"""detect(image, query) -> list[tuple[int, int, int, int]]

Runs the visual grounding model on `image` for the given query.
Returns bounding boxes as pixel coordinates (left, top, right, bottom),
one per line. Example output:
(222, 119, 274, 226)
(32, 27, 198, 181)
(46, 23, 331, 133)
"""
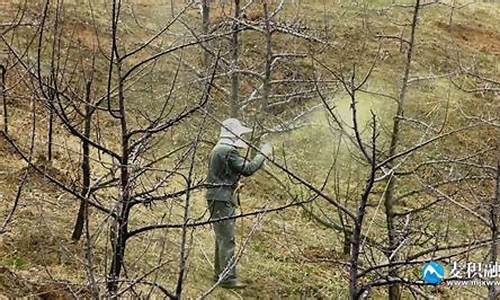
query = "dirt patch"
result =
(65, 21, 109, 51)
(301, 246, 342, 262)
(0, 135, 18, 158)
(0, 0, 21, 18)
(436, 21, 500, 54)
(0, 266, 87, 299)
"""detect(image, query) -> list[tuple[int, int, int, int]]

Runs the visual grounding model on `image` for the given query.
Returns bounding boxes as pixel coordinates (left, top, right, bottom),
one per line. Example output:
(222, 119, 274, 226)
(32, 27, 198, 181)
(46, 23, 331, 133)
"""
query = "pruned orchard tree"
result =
(0, 0, 498, 299)
(0, 0, 225, 297)
(195, 0, 333, 142)
(1, 0, 329, 297)
(286, 0, 500, 299)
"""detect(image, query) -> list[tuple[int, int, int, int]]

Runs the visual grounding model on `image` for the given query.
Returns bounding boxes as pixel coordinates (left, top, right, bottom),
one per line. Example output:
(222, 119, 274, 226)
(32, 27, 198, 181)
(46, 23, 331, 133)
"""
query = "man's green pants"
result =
(208, 200, 237, 284)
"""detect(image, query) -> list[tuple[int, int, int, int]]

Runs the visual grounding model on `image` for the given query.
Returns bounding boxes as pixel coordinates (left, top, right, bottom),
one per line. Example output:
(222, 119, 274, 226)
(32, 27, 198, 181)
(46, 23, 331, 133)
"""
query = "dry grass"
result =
(0, 0, 499, 299)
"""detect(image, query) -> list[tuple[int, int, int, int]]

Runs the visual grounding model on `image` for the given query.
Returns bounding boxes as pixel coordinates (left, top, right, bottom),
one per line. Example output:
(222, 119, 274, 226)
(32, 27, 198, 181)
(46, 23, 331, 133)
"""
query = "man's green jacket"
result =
(206, 143, 265, 202)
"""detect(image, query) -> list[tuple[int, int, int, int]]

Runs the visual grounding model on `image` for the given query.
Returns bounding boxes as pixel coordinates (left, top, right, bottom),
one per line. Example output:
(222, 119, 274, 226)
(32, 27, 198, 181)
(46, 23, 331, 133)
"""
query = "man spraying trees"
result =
(206, 118, 272, 289)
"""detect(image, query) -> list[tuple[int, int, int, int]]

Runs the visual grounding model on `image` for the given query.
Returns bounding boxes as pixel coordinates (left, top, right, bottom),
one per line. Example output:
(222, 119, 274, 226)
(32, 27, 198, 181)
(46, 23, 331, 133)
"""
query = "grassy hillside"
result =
(0, 0, 499, 299)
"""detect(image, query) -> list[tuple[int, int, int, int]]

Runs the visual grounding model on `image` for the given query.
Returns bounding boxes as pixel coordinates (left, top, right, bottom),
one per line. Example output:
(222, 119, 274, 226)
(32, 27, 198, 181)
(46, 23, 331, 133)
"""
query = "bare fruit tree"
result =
(0, 0, 498, 299)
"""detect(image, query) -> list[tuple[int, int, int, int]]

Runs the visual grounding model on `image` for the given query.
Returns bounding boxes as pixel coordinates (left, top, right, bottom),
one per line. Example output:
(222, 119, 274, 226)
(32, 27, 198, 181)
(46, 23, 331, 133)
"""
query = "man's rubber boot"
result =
(219, 280, 247, 289)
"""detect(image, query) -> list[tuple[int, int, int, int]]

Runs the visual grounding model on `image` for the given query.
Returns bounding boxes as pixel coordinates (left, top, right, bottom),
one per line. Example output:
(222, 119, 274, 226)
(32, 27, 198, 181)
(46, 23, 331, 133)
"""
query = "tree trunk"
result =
(349, 166, 376, 300)
(71, 81, 93, 241)
(1, 65, 7, 134)
(202, 0, 211, 68)
(108, 211, 129, 296)
(488, 162, 500, 299)
(47, 109, 54, 161)
(250, 2, 273, 153)
(349, 113, 378, 300)
(107, 62, 130, 297)
(262, 1, 272, 113)
(343, 230, 351, 256)
(230, 0, 241, 118)
(384, 1, 420, 299)
(349, 216, 364, 300)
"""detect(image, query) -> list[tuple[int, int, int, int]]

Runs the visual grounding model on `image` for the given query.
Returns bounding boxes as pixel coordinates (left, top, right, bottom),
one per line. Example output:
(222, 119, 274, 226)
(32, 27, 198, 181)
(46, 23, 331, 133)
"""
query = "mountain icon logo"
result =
(421, 261, 445, 284)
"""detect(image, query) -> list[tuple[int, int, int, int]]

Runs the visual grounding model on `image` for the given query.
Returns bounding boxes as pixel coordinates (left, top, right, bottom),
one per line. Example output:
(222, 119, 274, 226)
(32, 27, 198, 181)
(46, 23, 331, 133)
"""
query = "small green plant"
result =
(7, 255, 28, 269)
(253, 242, 265, 254)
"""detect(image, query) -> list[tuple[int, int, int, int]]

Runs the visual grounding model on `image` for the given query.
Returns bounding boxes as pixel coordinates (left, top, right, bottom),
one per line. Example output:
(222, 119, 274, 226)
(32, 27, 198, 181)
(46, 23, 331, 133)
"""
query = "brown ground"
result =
(437, 21, 500, 54)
